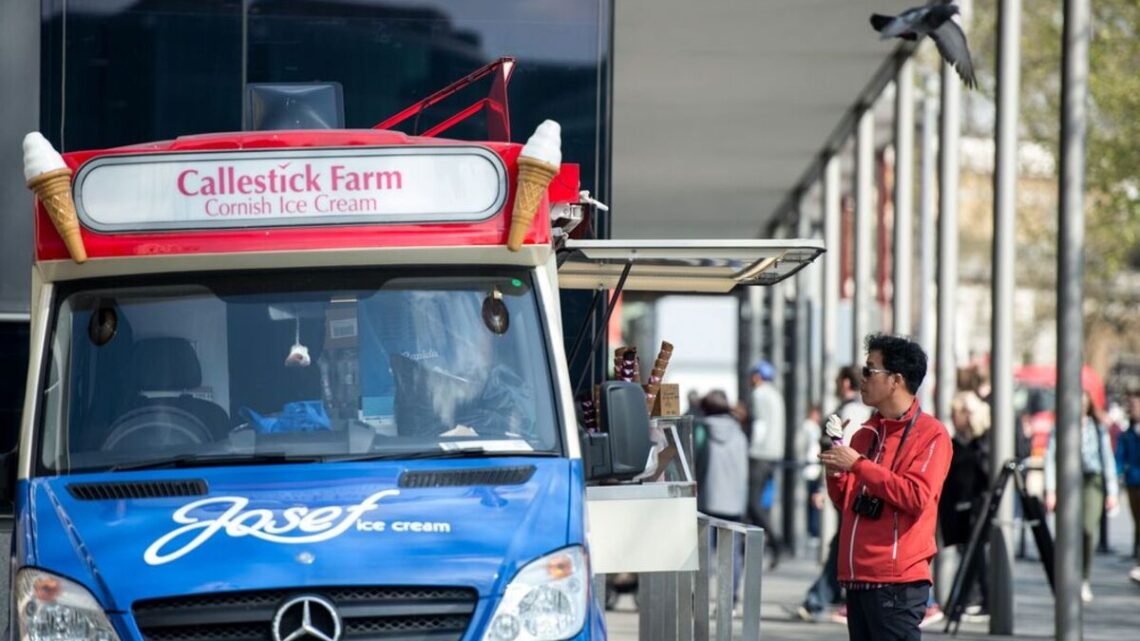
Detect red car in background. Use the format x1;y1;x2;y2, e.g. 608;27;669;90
1014;364;1107;461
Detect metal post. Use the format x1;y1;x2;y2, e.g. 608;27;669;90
677;566;694;641
741;529;765;641
769;268;787;549
936;64;960;429
771;262;787;393
819;155;841;557
715;528;733;641
854;109;874;357
696;518;710;641
1056;0;1090;638
989;0;1021;633
918;76;938;411
739;290;755;404
744;286;765;405
893;59;915;337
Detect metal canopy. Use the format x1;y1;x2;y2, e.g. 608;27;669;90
611;0;921;239
556;239;824;293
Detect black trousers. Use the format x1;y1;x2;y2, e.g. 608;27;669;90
846;582;928;641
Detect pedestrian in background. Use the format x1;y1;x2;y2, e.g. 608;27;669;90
802;404;824;540
939;390;992;619
1045;390;1119;602
696;390;750;608
697;390;750;522
1115;391;1140;583
747;359;785;564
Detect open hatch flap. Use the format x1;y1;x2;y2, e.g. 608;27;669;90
556;239;825;293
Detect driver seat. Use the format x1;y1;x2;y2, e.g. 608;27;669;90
119;337;231;439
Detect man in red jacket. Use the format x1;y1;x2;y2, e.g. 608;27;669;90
819;334;952;641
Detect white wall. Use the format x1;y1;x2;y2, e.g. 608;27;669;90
653;295;739;406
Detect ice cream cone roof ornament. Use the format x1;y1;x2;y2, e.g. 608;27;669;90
23;132;87;263
508;120;561;252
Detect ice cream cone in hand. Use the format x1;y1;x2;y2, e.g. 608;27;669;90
509;120;561;251
23;133;86;263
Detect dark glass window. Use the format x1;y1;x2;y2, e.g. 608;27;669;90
41;0;608;194
0;322;29;450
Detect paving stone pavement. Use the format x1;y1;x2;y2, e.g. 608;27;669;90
605;511;1140;640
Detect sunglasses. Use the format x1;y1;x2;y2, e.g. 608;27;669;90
862;366;893;379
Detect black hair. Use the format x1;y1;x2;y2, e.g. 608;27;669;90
1084;391;1098;421
837;365;861;391
701;389;733;416
865;333;927;395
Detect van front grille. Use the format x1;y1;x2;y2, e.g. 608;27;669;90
133;587;477;641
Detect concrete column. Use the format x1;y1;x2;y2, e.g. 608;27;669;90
819;155;841;558
791;198;812;557
893;59;915;337
917;76;938;411
854;109;874;357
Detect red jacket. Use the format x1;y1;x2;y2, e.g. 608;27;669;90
826;400;952;585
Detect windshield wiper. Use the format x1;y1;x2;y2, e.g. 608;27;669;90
324;448;559;464
109;452;323;472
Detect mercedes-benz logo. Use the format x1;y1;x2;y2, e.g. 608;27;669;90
272;595;342;641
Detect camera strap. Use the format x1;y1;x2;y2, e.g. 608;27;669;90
855;408;921;496
887;409;921;473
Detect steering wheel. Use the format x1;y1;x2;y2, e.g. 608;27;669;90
101;405;213;453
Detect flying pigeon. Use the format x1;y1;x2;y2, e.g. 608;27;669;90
870;3;977;89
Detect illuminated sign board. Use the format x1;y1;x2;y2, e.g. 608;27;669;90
73;146;507;231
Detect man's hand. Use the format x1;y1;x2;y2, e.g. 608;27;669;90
1044;491;1056;513
819;445;862;473
1106;493;1118;513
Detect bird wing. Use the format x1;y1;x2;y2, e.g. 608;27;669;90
876;6;929;39
931;19;978;89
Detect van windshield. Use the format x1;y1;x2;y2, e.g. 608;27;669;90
39;269;561;473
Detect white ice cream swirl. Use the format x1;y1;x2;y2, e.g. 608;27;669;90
22;132;68;182
825;414;846;443
519;119;562;167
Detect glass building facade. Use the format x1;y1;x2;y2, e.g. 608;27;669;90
41;0;611;204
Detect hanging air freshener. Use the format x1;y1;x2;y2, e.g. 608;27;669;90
285;317;311;367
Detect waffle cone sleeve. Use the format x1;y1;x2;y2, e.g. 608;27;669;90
644;341;674;410
27;167;86;263
508;157;559;251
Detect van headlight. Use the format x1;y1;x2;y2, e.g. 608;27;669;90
15;569;121;641
483;546;589;641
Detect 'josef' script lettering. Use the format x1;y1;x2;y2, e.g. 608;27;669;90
143;490;400;565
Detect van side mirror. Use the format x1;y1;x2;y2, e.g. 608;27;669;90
582;381;652;482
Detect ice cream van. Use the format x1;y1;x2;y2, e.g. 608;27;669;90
8;91;822;641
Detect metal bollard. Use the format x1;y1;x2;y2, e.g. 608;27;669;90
629;514;764;641
693;515;765;641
